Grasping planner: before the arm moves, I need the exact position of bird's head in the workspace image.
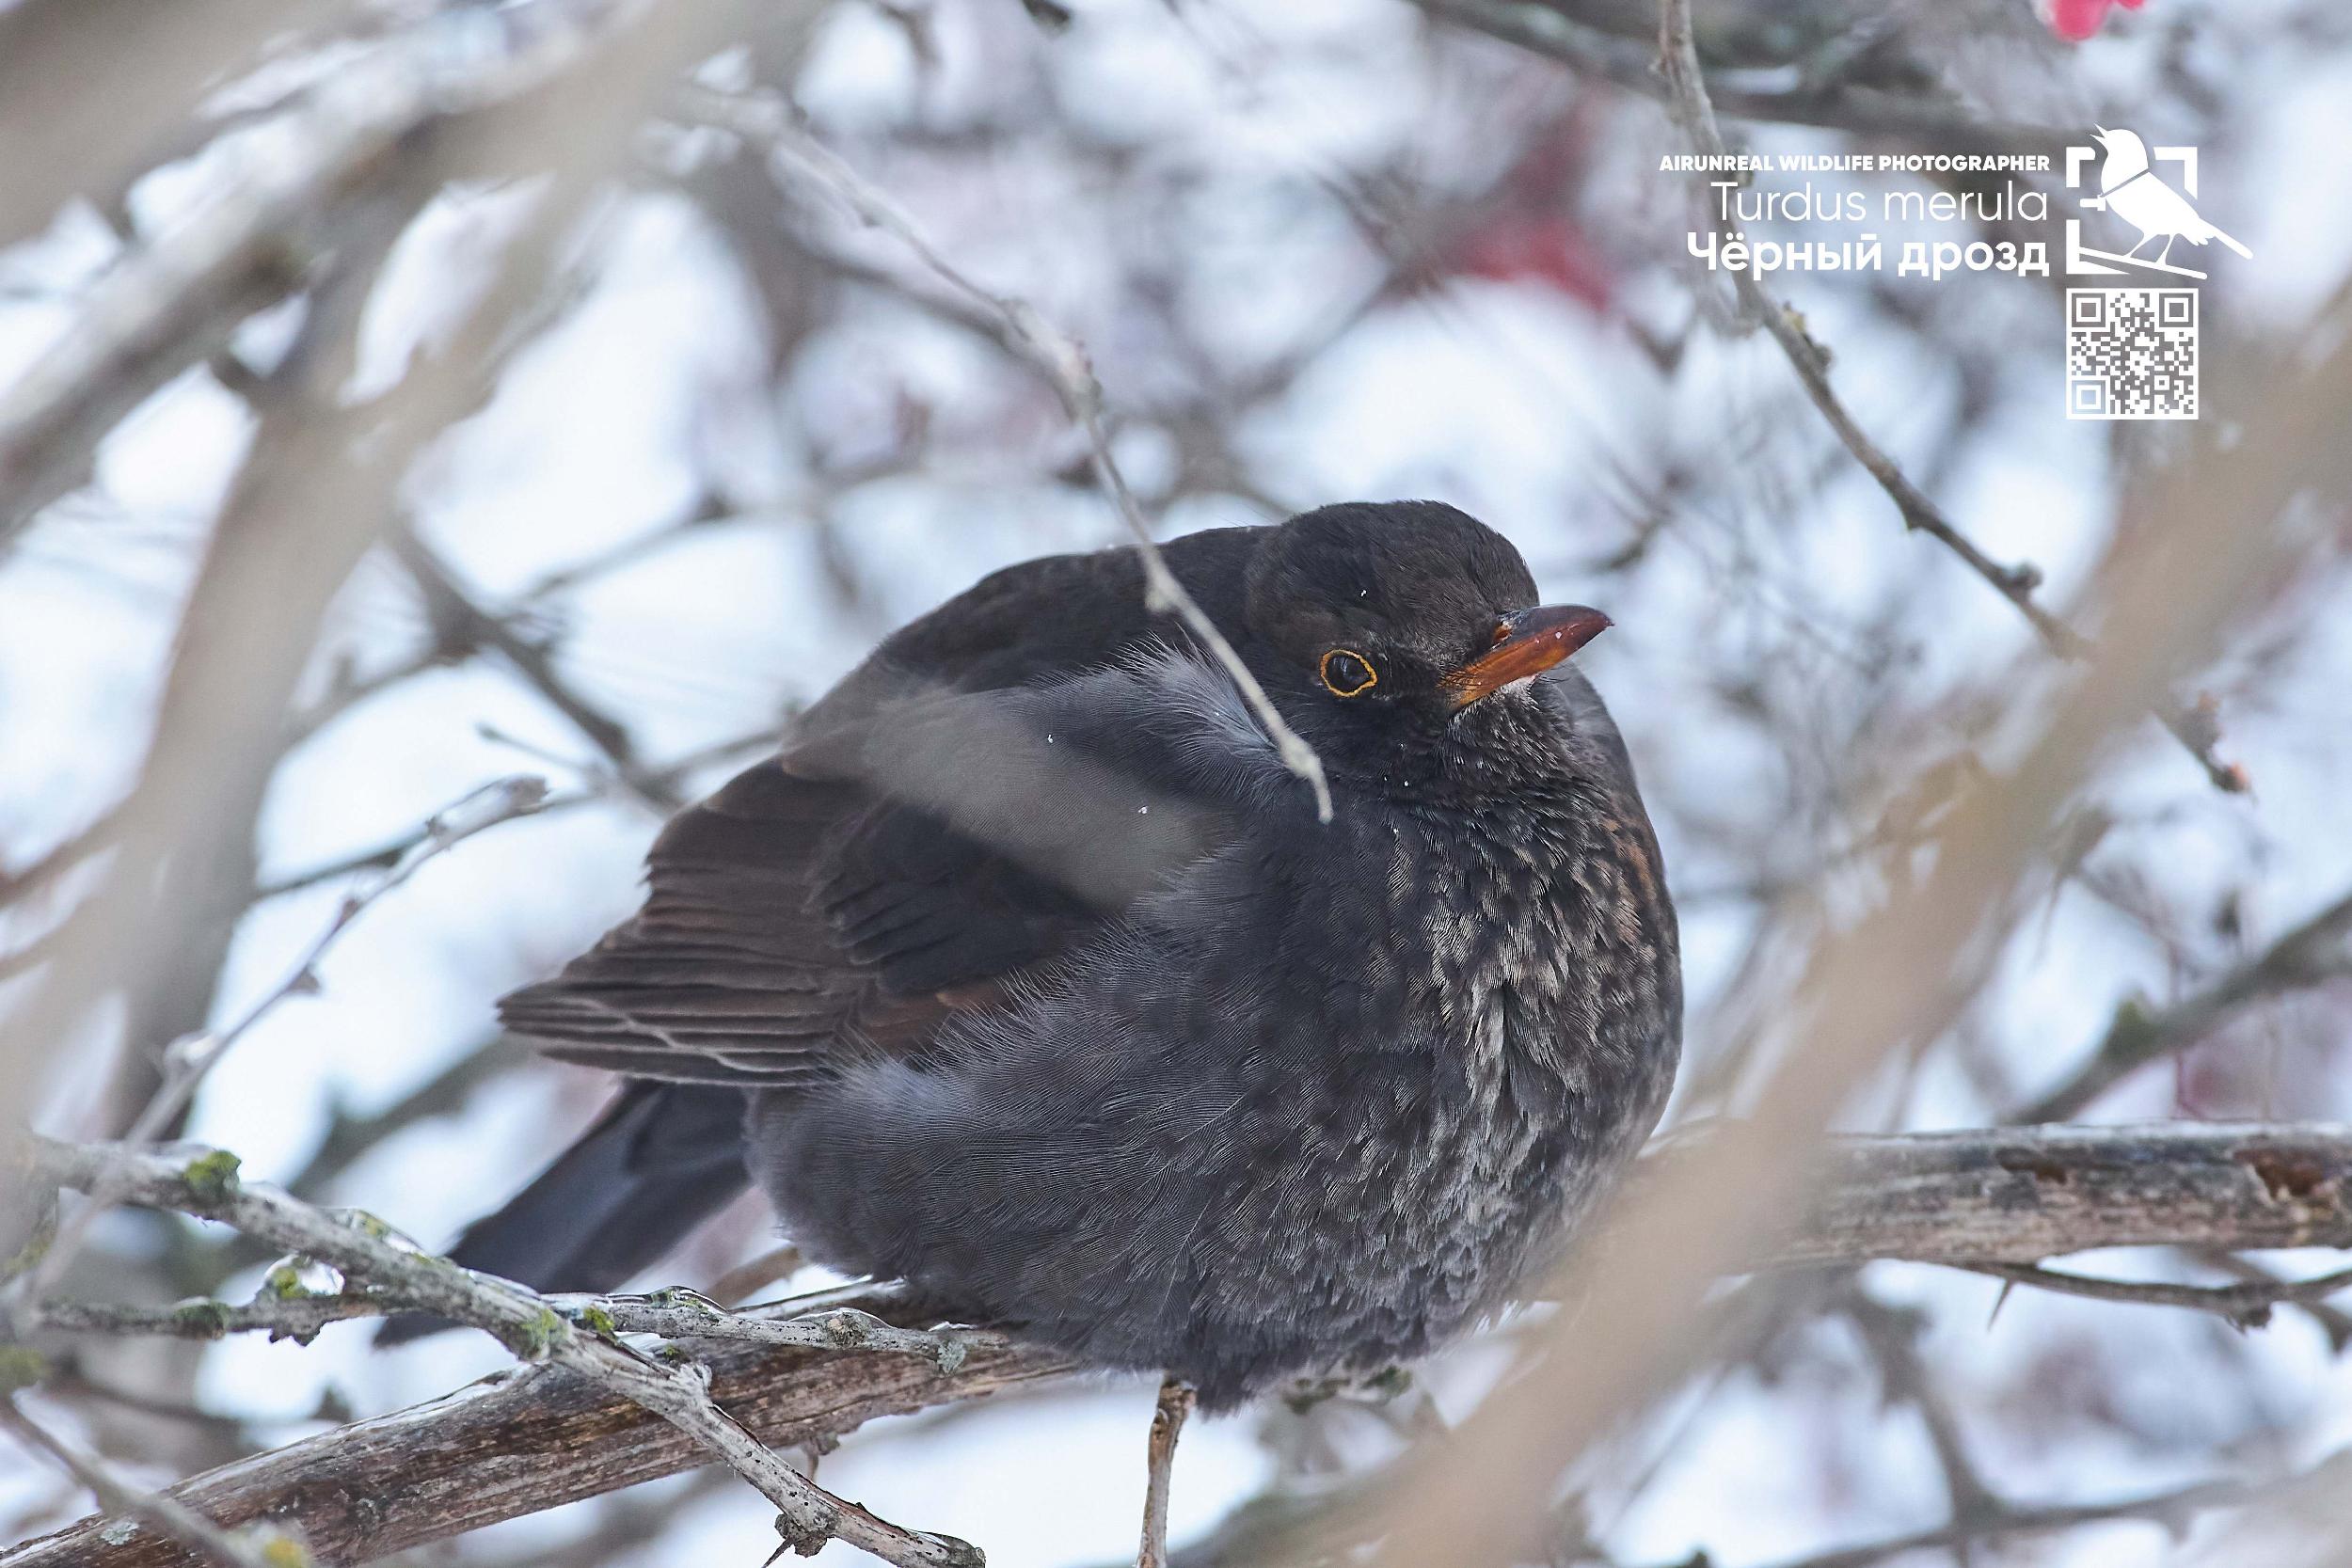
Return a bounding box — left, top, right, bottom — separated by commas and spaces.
1241, 501, 1610, 774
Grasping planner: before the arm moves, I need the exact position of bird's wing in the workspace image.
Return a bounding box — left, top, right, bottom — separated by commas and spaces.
499, 761, 908, 1087
501, 650, 1291, 1087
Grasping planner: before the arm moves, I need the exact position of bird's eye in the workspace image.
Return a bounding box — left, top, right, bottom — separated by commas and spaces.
1319, 648, 1378, 697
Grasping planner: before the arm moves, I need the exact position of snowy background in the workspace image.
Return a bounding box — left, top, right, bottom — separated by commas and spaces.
6, 0, 2352, 1562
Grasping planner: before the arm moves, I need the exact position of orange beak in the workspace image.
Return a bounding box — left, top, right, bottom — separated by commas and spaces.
1439, 605, 1611, 708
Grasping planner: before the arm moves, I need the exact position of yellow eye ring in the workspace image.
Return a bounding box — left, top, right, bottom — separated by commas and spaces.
1319, 647, 1378, 697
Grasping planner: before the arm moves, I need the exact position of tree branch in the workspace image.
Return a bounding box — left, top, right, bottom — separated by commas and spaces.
1657, 1469, 2262, 1568
8, 778, 548, 1317
1961, 1259, 2352, 1329
42, 1287, 1005, 1370
386, 526, 687, 814
2018, 887, 2352, 1123
1771, 1123, 2352, 1267
0, 1398, 294, 1568
9, 1122, 2351, 1568
15, 1136, 990, 1567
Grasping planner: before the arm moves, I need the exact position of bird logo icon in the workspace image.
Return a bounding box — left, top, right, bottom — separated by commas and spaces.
2074, 127, 2252, 277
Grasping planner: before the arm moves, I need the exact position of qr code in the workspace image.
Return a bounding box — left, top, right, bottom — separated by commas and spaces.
2066, 288, 2198, 420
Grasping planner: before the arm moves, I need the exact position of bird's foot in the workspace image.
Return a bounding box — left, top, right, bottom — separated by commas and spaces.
1136, 1375, 1197, 1568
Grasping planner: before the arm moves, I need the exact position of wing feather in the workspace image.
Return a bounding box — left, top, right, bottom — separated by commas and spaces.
498, 532, 1279, 1091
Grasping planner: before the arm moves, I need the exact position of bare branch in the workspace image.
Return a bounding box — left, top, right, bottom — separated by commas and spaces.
0, 0, 771, 1141
11, 1123, 2352, 1568
2193, 1248, 2352, 1350
0, 177, 437, 1136
1, 0, 784, 1227
1145, 1410, 2274, 1568
1958, 1259, 2352, 1329
388, 525, 687, 814
0, 1399, 291, 1568
42, 1286, 1004, 1373
1671, 1470, 2262, 1568
2019, 887, 2352, 1122
1359, 276, 2336, 1561
252, 726, 772, 910
4, 11, 2339, 1568
282, 1035, 536, 1199
9, 777, 548, 1316
18, 1135, 983, 1567
36, 1293, 392, 1346
558, 1293, 1007, 1367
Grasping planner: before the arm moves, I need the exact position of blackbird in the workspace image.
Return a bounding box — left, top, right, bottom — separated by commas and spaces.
401, 500, 1680, 1551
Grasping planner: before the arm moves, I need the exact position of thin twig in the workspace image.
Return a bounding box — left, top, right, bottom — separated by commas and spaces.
557, 1293, 1006, 1370
0, 1399, 289, 1568
1959, 1259, 2352, 1329
38, 1285, 1002, 1371
388, 525, 686, 814
283, 644, 463, 747
1128, 1422, 2262, 1568
2193, 1248, 2352, 1350
0, 0, 758, 1162
254, 727, 771, 907
37, 1293, 392, 1345
680, 87, 1334, 822
1706, 1474, 2259, 1568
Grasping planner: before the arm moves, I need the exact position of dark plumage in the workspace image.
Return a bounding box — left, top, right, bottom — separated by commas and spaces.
413, 500, 1681, 1411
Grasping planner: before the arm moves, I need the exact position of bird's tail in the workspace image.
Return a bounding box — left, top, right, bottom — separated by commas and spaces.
376, 1081, 750, 1344
2211, 226, 2252, 259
